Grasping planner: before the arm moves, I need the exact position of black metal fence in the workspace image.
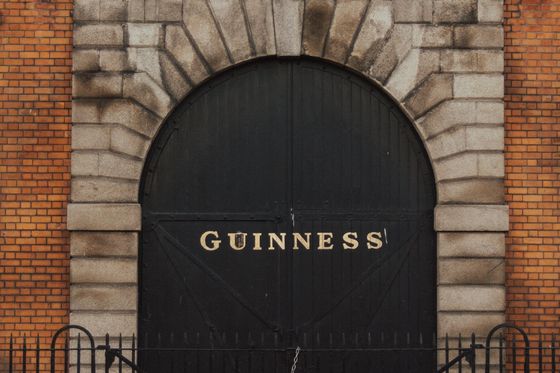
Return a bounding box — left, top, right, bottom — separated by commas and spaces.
1, 323, 559, 372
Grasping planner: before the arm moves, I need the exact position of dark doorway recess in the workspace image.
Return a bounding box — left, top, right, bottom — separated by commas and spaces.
139, 58, 437, 372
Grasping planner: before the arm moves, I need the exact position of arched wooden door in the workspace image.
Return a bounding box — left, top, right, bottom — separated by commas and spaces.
139, 58, 436, 372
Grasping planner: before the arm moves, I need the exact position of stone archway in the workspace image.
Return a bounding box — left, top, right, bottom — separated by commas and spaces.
69, 0, 507, 339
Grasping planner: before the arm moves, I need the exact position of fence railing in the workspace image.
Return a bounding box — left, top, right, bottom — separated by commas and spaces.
0, 323, 558, 372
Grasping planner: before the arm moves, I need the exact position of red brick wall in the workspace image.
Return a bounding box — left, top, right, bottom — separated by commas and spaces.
0, 0, 72, 346
505, 0, 560, 335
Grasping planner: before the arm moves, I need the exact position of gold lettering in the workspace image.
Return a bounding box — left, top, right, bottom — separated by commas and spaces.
228, 232, 246, 251
366, 232, 383, 250
268, 233, 286, 250
342, 232, 359, 250
253, 233, 262, 251
317, 232, 333, 250
293, 232, 311, 250
200, 231, 220, 251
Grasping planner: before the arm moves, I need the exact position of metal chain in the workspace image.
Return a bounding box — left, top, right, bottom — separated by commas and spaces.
290, 346, 301, 373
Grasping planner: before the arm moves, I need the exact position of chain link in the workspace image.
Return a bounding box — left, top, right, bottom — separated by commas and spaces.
290, 346, 301, 373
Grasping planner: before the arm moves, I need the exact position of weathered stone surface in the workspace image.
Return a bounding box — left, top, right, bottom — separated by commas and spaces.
98, 152, 143, 179
156, 0, 182, 21
74, 24, 124, 47
476, 101, 504, 124
245, 0, 276, 56
71, 285, 137, 311
183, 0, 230, 71
70, 312, 136, 337
126, 48, 163, 85
454, 25, 504, 48
110, 125, 150, 158
72, 125, 111, 150
71, 152, 99, 176
434, 152, 477, 181
435, 205, 509, 232
439, 179, 504, 204
434, 0, 477, 23
165, 25, 209, 84
394, 0, 432, 23
367, 24, 412, 83
71, 232, 138, 256
71, 258, 137, 283
324, 0, 369, 63
72, 177, 138, 203
346, 0, 392, 70
428, 125, 503, 160
438, 312, 505, 336
479, 0, 503, 23
73, 100, 101, 123
159, 52, 191, 101
100, 99, 161, 137
439, 232, 505, 257
466, 126, 504, 151
439, 259, 505, 284
67, 203, 141, 231
100, 0, 128, 21
439, 286, 505, 311
123, 73, 172, 117
127, 23, 162, 47
99, 50, 129, 72
454, 74, 504, 98
273, 0, 304, 56
73, 73, 122, 98
209, 0, 252, 62
403, 74, 453, 118
386, 49, 439, 101
412, 25, 452, 48
127, 0, 144, 21
74, 0, 100, 21
441, 50, 504, 72
302, 0, 335, 57
144, 0, 157, 21
73, 50, 99, 72
478, 152, 504, 177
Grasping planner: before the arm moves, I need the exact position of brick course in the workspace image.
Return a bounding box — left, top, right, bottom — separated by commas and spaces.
0, 0, 72, 347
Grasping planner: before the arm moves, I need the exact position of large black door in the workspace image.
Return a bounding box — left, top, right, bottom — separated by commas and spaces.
139, 58, 436, 372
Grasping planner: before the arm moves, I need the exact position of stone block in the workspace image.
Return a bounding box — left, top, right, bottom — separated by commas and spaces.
71, 258, 137, 283
159, 52, 191, 101
73, 50, 99, 72
434, 152, 477, 181
110, 125, 149, 158
403, 74, 453, 118
466, 126, 504, 151
346, 0, 392, 70
71, 285, 137, 311
439, 232, 505, 257
441, 50, 504, 73
245, 0, 276, 56
100, 99, 161, 137
127, 0, 144, 21
74, 0, 100, 21
427, 126, 466, 160
434, 204, 509, 232
127, 23, 162, 47
98, 152, 143, 179
126, 48, 163, 85
71, 177, 138, 203
71, 232, 138, 256
412, 25, 452, 48
478, 153, 504, 177
123, 73, 172, 118
367, 24, 412, 83
67, 203, 141, 231
209, 0, 252, 62
476, 101, 504, 124
438, 179, 504, 204
72, 125, 111, 150
386, 49, 440, 101
439, 259, 505, 284
99, 50, 129, 72
71, 152, 99, 176
157, 0, 182, 21
434, 0, 477, 23
479, 0, 503, 23
183, 0, 230, 71
454, 74, 504, 98
302, 0, 335, 57
438, 312, 504, 336
73, 73, 122, 98
100, 0, 128, 21
454, 25, 504, 48
70, 312, 136, 337
73, 100, 101, 123
273, 0, 304, 56
394, 0, 432, 23
74, 24, 124, 47
418, 101, 476, 138
438, 286, 505, 311
324, 0, 369, 63
165, 25, 209, 84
